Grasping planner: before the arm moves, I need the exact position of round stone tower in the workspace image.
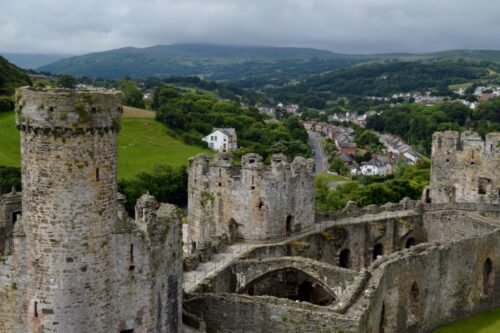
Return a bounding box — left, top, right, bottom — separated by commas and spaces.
15, 87, 123, 332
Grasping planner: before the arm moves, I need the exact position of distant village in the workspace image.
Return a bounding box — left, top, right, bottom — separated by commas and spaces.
304, 121, 422, 177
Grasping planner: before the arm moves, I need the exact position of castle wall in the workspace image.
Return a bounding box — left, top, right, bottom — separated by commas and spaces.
113, 199, 183, 333
358, 216, 500, 333
0, 191, 21, 255
426, 131, 500, 204
187, 153, 315, 248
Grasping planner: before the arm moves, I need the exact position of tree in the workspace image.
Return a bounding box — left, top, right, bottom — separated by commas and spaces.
56, 74, 76, 89
0, 96, 14, 112
118, 78, 145, 108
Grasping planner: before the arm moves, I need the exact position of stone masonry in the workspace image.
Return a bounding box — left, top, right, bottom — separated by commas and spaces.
184, 131, 500, 333
0, 87, 183, 333
424, 130, 500, 204
187, 152, 315, 253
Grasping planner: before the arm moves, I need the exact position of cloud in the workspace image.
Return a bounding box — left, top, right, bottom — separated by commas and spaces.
1, 0, 499, 54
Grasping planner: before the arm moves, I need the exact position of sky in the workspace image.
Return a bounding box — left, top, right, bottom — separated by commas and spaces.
1, 0, 500, 55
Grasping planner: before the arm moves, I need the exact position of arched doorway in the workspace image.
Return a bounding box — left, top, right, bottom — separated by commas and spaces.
339, 249, 351, 268
228, 219, 241, 243
405, 237, 416, 249
407, 282, 421, 332
483, 258, 494, 298
373, 243, 384, 260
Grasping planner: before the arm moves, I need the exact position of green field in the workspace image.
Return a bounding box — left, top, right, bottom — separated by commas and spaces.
433, 308, 500, 333
316, 173, 349, 183
0, 111, 209, 179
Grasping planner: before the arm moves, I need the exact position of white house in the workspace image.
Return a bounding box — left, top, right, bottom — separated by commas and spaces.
202, 128, 238, 152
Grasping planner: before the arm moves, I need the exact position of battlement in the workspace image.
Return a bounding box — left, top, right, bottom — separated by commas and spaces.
428, 131, 500, 204
15, 86, 123, 132
432, 130, 500, 155
189, 152, 315, 178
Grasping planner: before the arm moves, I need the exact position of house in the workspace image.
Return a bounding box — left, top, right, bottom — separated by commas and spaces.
202, 128, 238, 152
360, 154, 394, 176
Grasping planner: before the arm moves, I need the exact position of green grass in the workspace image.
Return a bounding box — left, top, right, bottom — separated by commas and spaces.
316, 173, 349, 183
118, 118, 209, 178
0, 111, 210, 179
433, 308, 500, 333
0, 111, 20, 167
448, 82, 474, 90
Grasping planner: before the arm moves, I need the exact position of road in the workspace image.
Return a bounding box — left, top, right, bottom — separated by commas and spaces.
308, 130, 329, 173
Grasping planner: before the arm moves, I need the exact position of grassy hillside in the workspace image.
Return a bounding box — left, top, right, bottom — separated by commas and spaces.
37, 43, 362, 80
1, 53, 70, 70
288, 60, 497, 97
0, 55, 31, 96
0, 111, 20, 167
0, 110, 209, 179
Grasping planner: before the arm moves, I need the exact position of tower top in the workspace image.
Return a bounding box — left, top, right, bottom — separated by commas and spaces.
15, 86, 123, 131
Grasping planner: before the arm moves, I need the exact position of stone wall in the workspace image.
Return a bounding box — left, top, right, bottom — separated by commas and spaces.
17, 87, 122, 332
187, 153, 315, 248
0, 190, 21, 255
356, 218, 500, 333
424, 131, 500, 204
0, 87, 184, 333
185, 294, 359, 333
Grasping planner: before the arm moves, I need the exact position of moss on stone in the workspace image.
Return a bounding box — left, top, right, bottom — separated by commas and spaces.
74, 102, 91, 124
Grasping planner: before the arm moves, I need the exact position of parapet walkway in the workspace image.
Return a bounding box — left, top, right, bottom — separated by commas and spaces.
183, 208, 418, 293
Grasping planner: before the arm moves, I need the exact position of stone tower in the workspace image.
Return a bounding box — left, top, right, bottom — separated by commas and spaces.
16, 87, 123, 332
187, 152, 315, 251
424, 131, 500, 204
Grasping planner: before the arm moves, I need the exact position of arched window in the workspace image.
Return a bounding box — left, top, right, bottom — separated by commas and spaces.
373, 243, 384, 260
483, 258, 494, 298
339, 249, 351, 268
407, 282, 421, 328
379, 303, 385, 333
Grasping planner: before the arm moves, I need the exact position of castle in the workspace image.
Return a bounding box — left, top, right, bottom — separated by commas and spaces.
0, 87, 499, 333
0, 87, 182, 332
183, 131, 500, 333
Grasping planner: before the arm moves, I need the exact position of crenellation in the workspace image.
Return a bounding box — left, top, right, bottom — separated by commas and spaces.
188, 152, 316, 251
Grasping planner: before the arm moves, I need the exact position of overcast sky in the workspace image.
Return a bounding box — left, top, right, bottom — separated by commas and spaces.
1, 0, 500, 55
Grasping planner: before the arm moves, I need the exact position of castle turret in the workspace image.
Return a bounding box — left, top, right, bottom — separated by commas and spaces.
424, 131, 500, 204
16, 87, 122, 332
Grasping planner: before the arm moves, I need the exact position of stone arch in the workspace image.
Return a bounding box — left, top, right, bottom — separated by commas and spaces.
482, 258, 494, 298
339, 249, 351, 268
239, 267, 336, 306
373, 243, 384, 260
407, 282, 421, 331
405, 237, 416, 249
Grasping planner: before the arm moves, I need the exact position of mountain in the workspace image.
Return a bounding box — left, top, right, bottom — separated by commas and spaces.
0, 55, 32, 96
37, 44, 500, 82
37, 44, 363, 80
1, 53, 70, 70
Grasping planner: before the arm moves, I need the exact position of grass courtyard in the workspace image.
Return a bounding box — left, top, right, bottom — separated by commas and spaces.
433, 307, 500, 333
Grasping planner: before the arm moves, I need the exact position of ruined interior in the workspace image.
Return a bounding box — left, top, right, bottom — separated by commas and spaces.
184, 131, 500, 333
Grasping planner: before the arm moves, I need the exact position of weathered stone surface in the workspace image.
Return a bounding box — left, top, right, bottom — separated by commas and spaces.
187, 153, 315, 248
0, 88, 183, 333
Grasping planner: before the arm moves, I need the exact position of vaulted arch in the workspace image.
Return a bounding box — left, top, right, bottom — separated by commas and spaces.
239, 267, 336, 306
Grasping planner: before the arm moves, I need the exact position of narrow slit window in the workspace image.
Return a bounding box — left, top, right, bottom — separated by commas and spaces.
96, 168, 100, 181
34, 301, 38, 318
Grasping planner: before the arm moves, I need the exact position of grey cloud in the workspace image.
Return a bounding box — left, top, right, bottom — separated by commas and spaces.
1, 0, 499, 54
